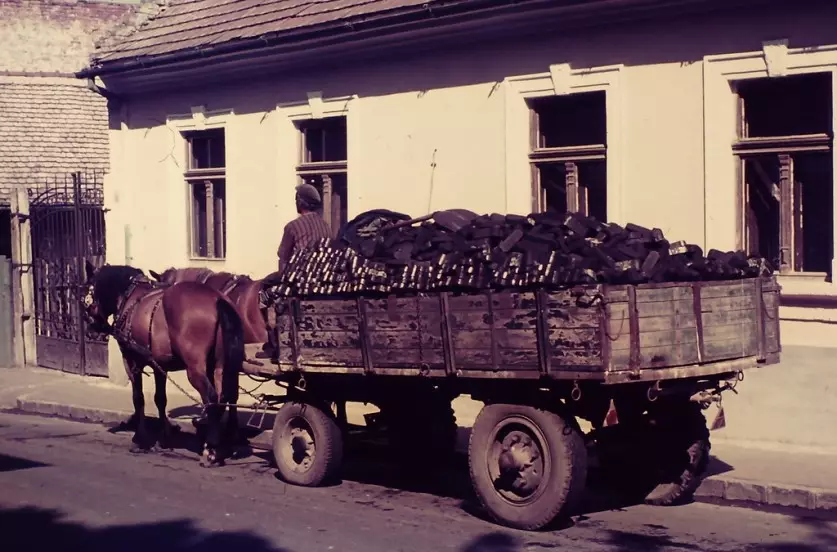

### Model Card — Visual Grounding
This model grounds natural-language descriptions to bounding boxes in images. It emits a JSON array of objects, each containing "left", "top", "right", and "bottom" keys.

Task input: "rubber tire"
[
  {"left": 645, "top": 403, "right": 711, "bottom": 506},
  {"left": 468, "top": 403, "right": 587, "bottom": 531},
  {"left": 272, "top": 401, "right": 344, "bottom": 487}
]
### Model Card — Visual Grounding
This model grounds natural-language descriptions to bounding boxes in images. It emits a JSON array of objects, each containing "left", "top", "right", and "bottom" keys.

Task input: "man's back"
[{"left": 277, "top": 211, "right": 332, "bottom": 266}]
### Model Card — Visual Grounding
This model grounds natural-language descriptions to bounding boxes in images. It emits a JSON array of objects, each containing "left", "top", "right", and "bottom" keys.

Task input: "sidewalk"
[{"left": 1, "top": 365, "right": 835, "bottom": 515}]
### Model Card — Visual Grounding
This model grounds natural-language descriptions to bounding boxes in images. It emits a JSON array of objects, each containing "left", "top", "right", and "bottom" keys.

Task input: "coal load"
[{"left": 268, "top": 210, "right": 773, "bottom": 299}]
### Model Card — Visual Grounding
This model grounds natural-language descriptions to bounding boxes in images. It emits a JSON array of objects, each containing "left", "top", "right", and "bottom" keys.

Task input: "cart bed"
[{"left": 255, "top": 276, "right": 780, "bottom": 383}]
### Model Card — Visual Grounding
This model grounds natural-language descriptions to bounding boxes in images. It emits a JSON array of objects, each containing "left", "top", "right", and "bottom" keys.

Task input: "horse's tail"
[{"left": 216, "top": 298, "right": 244, "bottom": 406}]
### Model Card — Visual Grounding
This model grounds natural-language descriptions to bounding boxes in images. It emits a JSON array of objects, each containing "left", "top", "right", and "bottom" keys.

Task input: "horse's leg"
[
  {"left": 184, "top": 363, "right": 224, "bottom": 467},
  {"left": 127, "top": 362, "right": 153, "bottom": 453},
  {"left": 151, "top": 367, "right": 180, "bottom": 450}
]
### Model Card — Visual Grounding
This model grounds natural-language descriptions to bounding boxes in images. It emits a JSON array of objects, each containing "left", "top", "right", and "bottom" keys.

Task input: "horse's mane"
[{"left": 94, "top": 265, "right": 146, "bottom": 316}]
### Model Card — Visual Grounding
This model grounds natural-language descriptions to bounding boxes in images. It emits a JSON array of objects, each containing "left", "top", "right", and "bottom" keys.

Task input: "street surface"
[{"left": 0, "top": 411, "right": 835, "bottom": 552}]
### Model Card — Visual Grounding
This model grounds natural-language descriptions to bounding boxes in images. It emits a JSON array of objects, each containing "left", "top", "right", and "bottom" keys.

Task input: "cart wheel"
[
  {"left": 272, "top": 401, "right": 344, "bottom": 486},
  {"left": 644, "top": 401, "right": 710, "bottom": 506},
  {"left": 468, "top": 403, "right": 587, "bottom": 531}
]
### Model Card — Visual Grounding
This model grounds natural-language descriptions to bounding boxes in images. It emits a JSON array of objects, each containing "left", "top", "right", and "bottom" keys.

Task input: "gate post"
[{"left": 10, "top": 188, "right": 36, "bottom": 366}]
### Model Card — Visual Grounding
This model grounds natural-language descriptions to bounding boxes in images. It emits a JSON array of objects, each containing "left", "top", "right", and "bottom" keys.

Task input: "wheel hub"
[
  {"left": 496, "top": 430, "right": 543, "bottom": 497},
  {"left": 287, "top": 425, "right": 315, "bottom": 472}
]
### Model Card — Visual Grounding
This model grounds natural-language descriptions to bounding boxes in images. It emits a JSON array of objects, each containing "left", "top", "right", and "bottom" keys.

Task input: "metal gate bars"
[{"left": 29, "top": 172, "right": 108, "bottom": 376}]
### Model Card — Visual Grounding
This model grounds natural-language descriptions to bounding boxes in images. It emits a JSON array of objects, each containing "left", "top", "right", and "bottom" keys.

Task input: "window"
[
  {"left": 529, "top": 91, "right": 607, "bottom": 221},
  {"left": 296, "top": 116, "right": 348, "bottom": 236},
  {"left": 184, "top": 128, "right": 226, "bottom": 258},
  {"left": 734, "top": 73, "right": 833, "bottom": 275}
]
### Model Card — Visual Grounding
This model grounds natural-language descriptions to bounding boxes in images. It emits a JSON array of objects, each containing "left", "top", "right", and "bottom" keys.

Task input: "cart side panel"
[
  {"left": 363, "top": 296, "right": 446, "bottom": 369},
  {"left": 543, "top": 290, "right": 605, "bottom": 373},
  {"left": 276, "top": 298, "right": 365, "bottom": 369},
  {"left": 762, "top": 277, "right": 781, "bottom": 356},
  {"left": 604, "top": 279, "right": 763, "bottom": 371},
  {"left": 447, "top": 292, "right": 540, "bottom": 371}
]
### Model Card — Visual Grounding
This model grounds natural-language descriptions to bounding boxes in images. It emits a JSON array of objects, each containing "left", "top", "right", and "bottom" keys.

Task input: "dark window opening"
[
  {"left": 529, "top": 91, "right": 607, "bottom": 149},
  {"left": 737, "top": 73, "right": 833, "bottom": 138},
  {"left": 297, "top": 116, "right": 349, "bottom": 235},
  {"left": 184, "top": 129, "right": 226, "bottom": 259},
  {"left": 529, "top": 91, "right": 608, "bottom": 219},
  {"left": 299, "top": 116, "right": 348, "bottom": 164},
  {"left": 736, "top": 74, "right": 834, "bottom": 276}
]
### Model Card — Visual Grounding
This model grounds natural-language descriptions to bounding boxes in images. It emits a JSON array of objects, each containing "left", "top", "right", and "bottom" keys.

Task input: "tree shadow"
[
  {"left": 460, "top": 532, "right": 523, "bottom": 552},
  {"left": 1, "top": 505, "right": 292, "bottom": 552},
  {"left": 757, "top": 517, "right": 837, "bottom": 552}
]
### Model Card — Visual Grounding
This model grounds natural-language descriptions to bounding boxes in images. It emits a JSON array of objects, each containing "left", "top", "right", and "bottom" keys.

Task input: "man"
[{"left": 256, "top": 183, "right": 331, "bottom": 360}]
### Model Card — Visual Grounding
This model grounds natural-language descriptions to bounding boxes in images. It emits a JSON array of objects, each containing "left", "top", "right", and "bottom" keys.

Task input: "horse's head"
[
  {"left": 149, "top": 267, "right": 176, "bottom": 284},
  {"left": 82, "top": 261, "right": 145, "bottom": 331}
]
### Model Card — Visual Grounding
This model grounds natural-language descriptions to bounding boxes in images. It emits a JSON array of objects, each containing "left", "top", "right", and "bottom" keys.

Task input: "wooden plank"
[
  {"left": 296, "top": 313, "right": 360, "bottom": 332},
  {"left": 635, "top": 285, "right": 694, "bottom": 303},
  {"left": 449, "top": 309, "right": 539, "bottom": 331},
  {"left": 611, "top": 327, "right": 700, "bottom": 351},
  {"left": 452, "top": 329, "right": 539, "bottom": 350},
  {"left": 703, "top": 335, "right": 759, "bottom": 361},
  {"left": 366, "top": 312, "right": 444, "bottom": 333},
  {"left": 297, "top": 330, "right": 361, "bottom": 349},
  {"left": 455, "top": 348, "right": 539, "bottom": 369},
  {"left": 608, "top": 300, "right": 698, "bottom": 319},
  {"left": 610, "top": 341, "right": 700, "bottom": 369},
  {"left": 298, "top": 347, "right": 364, "bottom": 366},
  {"left": 702, "top": 308, "right": 757, "bottom": 326},
  {"left": 702, "top": 295, "right": 756, "bottom": 311},
  {"left": 298, "top": 299, "right": 358, "bottom": 314},
  {"left": 550, "top": 347, "right": 603, "bottom": 368},
  {"left": 547, "top": 328, "right": 601, "bottom": 350},
  {"left": 700, "top": 281, "right": 756, "bottom": 299},
  {"left": 448, "top": 292, "right": 540, "bottom": 311},
  {"left": 545, "top": 308, "right": 601, "bottom": 329},
  {"left": 367, "top": 331, "right": 444, "bottom": 350},
  {"left": 368, "top": 348, "right": 445, "bottom": 367}
]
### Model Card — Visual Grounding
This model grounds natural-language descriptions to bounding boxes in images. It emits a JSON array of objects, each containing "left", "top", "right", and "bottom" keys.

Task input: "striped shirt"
[{"left": 277, "top": 212, "right": 332, "bottom": 269}]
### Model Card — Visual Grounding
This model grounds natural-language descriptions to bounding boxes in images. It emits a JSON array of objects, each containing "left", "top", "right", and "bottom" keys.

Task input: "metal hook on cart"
[
  {"left": 570, "top": 381, "right": 582, "bottom": 402},
  {"left": 296, "top": 374, "right": 307, "bottom": 391},
  {"left": 647, "top": 380, "right": 662, "bottom": 402}
]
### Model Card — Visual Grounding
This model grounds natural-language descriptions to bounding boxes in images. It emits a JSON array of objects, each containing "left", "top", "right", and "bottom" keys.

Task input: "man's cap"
[{"left": 296, "top": 183, "right": 322, "bottom": 205}]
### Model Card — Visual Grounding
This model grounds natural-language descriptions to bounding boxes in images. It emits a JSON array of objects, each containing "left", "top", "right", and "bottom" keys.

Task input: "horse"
[
  {"left": 82, "top": 262, "right": 244, "bottom": 467},
  {"left": 148, "top": 267, "right": 267, "bottom": 345}
]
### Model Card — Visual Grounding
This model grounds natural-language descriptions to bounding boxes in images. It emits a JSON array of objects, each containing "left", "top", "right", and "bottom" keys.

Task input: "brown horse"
[
  {"left": 82, "top": 262, "right": 243, "bottom": 467},
  {"left": 149, "top": 267, "right": 267, "bottom": 345}
]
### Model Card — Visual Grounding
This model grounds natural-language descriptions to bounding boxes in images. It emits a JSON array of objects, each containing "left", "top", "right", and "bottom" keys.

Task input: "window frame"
[
  {"left": 183, "top": 128, "right": 227, "bottom": 260},
  {"left": 527, "top": 91, "right": 608, "bottom": 217},
  {"left": 703, "top": 43, "right": 837, "bottom": 294},
  {"left": 295, "top": 115, "right": 348, "bottom": 235},
  {"left": 733, "top": 73, "right": 834, "bottom": 276},
  {"left": 503, "top": 64, "right": 623, "bottom": 221}
]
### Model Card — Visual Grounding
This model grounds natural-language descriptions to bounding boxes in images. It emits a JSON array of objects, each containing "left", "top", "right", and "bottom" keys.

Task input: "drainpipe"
[{"left": 86, "top": 77, "right": 123, "bottom": 103}]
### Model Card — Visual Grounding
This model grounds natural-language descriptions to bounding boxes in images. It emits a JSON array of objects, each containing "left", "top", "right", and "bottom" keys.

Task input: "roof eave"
[{"left": 77, "top": 0, "right": 742, "bottom": 80}]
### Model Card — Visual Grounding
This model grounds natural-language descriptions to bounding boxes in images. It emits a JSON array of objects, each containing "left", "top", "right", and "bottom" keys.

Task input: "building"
[{"left": 0, "top": 0, "right": 138, "bottom": 371}]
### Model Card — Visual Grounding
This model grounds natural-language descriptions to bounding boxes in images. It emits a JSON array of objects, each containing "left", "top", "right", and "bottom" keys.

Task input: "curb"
[
  {"left": 695, "top": 475, "right": 837, "bottom": 514},
  {"left": 15, "top": 398, "right": 194, "bottom": 431}
]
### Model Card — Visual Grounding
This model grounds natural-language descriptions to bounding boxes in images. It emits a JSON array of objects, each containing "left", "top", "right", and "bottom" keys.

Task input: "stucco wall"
[{"left": 104, "top": 4, "right": 837, "bottom": 345}]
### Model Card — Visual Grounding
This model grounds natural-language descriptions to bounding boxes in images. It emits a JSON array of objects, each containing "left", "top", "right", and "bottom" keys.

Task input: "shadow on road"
[
  {"left": 0, "top": 452, "right": 49, "bottom": 473},
  {"left": 0, "top": 505, "right": 291, "bottom": 552}
]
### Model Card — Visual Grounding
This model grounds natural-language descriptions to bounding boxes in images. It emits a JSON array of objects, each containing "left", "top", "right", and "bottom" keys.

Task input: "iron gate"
[{"left": 30, "top": 172, "right": 108, "bottom": 376}]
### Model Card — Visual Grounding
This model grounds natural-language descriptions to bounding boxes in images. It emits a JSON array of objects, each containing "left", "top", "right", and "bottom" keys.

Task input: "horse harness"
[{"left": 111, "top": 277, "right": 166, "bottom": 372}]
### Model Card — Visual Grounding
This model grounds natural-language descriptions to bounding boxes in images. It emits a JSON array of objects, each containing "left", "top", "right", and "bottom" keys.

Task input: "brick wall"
[{"left": 0, "top": 0, "right": 137, "bottom": 206}]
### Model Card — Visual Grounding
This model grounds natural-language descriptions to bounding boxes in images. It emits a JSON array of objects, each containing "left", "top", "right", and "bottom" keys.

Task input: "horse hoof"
[
  {"left": 200, "top": 449, "right": 224, "bottom": 468},
  {"left": 130, "top": 443, "right": 151, "bottom": 454}
]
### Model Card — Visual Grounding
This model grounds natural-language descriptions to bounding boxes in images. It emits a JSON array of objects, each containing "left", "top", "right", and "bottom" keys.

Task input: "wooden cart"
[{"left": 247, "top": 275, "right": 781, "bottom": 530}]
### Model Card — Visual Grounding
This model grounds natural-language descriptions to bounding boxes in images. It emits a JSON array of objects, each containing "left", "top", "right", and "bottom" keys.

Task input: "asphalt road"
[{"left": 0, "top": 412, "right": 835, "bottom": 552}]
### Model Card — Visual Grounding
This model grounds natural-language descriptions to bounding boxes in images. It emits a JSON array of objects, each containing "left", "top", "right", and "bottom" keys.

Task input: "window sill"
[
  {"left": 189, "top": 257, "right": 226, "bottom": 262},
  {"left": 777, "top": 274, "right": 837, "bottom": 308}
]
